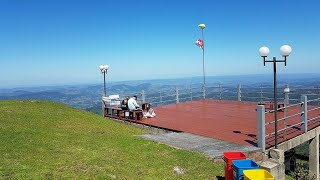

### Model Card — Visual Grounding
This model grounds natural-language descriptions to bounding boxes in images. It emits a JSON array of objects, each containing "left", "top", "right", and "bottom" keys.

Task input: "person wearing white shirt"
[{"left": 127, "top": 96, "right": 140, "bottom": 111}]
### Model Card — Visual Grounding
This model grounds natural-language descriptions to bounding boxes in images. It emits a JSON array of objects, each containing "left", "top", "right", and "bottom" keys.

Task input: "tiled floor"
[{"left": 128, "top": 100, "right": 320, "bottom": 148}]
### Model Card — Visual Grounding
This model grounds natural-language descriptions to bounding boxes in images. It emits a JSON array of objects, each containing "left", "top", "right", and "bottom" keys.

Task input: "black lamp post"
[
  {"left": 99, "top": 64, "right": 109, "bottom": 97},
  {"left": 259, "top": 45, "right": 292, "bottom": 149}
]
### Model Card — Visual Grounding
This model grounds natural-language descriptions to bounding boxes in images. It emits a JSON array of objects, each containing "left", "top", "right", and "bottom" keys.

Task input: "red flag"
[{"left": 195, "top": 39, "right": 204, "bottom": 49}]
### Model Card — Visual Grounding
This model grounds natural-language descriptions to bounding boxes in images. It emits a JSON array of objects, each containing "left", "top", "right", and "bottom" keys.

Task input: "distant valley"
[{"left": 1, "top": 74, "right": 320, "bottom": 115}]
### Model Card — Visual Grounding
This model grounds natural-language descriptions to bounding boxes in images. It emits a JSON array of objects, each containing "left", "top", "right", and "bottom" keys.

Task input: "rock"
[{"left": 173, "top": 166, "right": 185, "bottom": 175}]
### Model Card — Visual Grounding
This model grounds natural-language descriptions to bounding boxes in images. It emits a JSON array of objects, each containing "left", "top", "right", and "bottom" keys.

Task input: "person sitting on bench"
[
  {"left": 127, "top": 95, "right": 140, "bottom": 111},
  {"left": 121, "top": 97, "right": 129, "bottom": 110}
]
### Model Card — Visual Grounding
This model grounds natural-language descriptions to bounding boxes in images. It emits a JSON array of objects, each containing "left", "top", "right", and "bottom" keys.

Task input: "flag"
[{"left": 195, "top": 39, "right": 204, "bottom": 49}]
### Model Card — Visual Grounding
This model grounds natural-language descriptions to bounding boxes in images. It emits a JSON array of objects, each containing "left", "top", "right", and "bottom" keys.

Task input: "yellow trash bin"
[{"left": 243, "top": 169, "right": 274, "bottom": 180}]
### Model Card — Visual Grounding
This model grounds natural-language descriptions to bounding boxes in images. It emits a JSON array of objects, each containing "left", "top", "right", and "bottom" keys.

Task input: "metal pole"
[
  {"left": 190, "top": 85, "right": 193, "bottom": 101},
  {"left": 219, "top": 84, "right": 222, "bottom": 100},
  {"left": 103, "top": 71, "right": 106, "bottom": 97},
  {"left": 284, "top": 96, "right": 287, "bottom": 140},
  {"left": 141, "top": 90, "right": 145, "bottom": 103},
  {"left": 202, "top": 29, "right": 206, "bottom": 100},
  {"left": 284, "top": 84, "right": 290, "bottom": 105},
  {"left": 160, "top": 90, "right": 162, "bottom": 105},
  {"left": 237, "top": 84, "right": 241, "bottom": 101},
  {"left": 273, "top": 57, "right": 278, "bottom": 149},
  {"left": 318, "top": 86, "right": 320, "bottom": 106},
  {"left": 102, "top": 97, "right": 104, "bottom": 117},
  {"left": 301, "top": 95, "right": 308, "bottom": 133},
  {"left": 260, "top": 84, "right": 263, "bottom": 102},
  {"left": 176, "top": 87, "right": 179, "bottom": 104}
]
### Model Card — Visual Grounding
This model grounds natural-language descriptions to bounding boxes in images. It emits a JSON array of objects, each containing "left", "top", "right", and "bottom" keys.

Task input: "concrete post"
[
  {"left": 141, "top": 90, "right": 146, "bottom": 103},
  {"left": 309, "top": 134, "right": 319, "bottom": 180},
  {"left": 237, "top": 84, "right": 241, "bottom": 101},
  {"left": 301, "top": 95, "right": 308, "bottom": 133},
  {"left": 176, "top": 87, "right": 179, "bottom": 104},
  {"left": 260, "top": 149, "right": 285, "bottom": 180},
  {"left": 257, "top": 105, "right": 266, "bottom": 151}
]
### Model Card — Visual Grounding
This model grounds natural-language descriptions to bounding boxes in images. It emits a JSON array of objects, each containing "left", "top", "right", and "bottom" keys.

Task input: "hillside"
[{"left": 0, "top": 100, "right": 223, "bottom": 179}]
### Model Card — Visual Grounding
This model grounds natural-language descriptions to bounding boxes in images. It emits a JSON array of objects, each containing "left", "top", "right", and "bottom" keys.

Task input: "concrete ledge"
[
  {"left": 140, "top": 132, "right": 261, "bottom": 160},
  {"left": 276, "top": 126, "right": 320, "bottom": 152},
  {"left": 110, "top": 117, "right": 176, "bottom": 134},
  {"left": 260, "top": 161, "right": 285, "bottom": 180}
]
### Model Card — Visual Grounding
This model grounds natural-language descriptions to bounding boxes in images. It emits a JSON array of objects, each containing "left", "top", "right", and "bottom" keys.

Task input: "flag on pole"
[{"left": 195, "top": 39, "right": 204, "bottom": 49}]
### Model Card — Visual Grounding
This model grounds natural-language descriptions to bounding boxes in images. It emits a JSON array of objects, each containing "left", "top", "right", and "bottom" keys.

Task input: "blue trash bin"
[{"left": 232, "top": 160, "right": 259, "bottom": 180}]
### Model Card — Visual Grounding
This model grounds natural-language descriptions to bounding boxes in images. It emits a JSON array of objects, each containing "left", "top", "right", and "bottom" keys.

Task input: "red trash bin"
[{"left": 223, "top": 152, "right": 246, "bottom": 180}]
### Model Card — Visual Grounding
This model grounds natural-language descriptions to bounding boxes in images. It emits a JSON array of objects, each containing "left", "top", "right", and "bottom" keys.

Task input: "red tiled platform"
[{"left": 132, "top": 100, "right": 320, "bottom": 149}]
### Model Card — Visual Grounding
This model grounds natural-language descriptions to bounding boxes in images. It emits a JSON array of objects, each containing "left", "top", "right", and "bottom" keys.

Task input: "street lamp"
[
  {"left": 259, "top": 45, "right": 292, "bottom": 149},
  {"left": 99, "top": 64, "right": 109, "bottom": 97},
  {"left": 198, "top": 23, "right": 206, "bottom": 99}
]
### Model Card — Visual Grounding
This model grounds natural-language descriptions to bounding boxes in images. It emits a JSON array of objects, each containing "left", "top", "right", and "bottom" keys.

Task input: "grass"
[{"left": 0, "top": 100, "right": 224, "bottom": 179}]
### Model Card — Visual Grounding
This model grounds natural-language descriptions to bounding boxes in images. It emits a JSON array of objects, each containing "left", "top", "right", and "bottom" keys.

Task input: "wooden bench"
[
  {"left": 104, "top": 107, "right": 113, "bottom": 117},
  {"left": 104, "top": 102, "right": 151, "bottom": 120},
  {"left": 258, "top": 101, "right": 284, "bottom": 111},
  {"left": 110, "top": 107, "right": 143, "bottom": 120},
  {"left": 121, "top": 110, "right": 141, "bottom": 120},
  {"left": 111, "top": 107, "right": 124, "bottom": 119}
]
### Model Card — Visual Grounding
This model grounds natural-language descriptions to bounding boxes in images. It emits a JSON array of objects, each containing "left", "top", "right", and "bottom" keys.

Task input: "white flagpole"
[{"left": 198, "top": 24, "right": 206, "bottom": 99}]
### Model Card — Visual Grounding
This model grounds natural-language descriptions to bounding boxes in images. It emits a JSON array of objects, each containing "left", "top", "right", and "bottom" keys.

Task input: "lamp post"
[
  {"left": 198, "top": 23, "right": 206, "bottom": 99},
  {"left": 259, "top": 45, "right": 292, "bottom": 148},
  {"left": 99, "top": 64, "right": 109, "bottom": 97}
]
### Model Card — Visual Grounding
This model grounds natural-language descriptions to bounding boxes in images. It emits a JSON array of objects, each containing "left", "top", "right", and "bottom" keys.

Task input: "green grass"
[{"left": 0, "top": 100, "right": 223, "bottom": 179}]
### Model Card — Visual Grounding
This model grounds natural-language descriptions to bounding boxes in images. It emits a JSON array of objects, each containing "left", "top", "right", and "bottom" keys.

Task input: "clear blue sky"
[{"left": 0, "top": 0, "right": 319, "bottom": 88}]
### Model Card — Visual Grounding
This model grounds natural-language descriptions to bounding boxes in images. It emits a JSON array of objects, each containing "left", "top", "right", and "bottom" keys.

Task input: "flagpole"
[
  {"left": 202, "top": 28, "right": 205, "bottom": 99},
  {"left": 198, "top": 24, "right": 206, "bottom": 99}
]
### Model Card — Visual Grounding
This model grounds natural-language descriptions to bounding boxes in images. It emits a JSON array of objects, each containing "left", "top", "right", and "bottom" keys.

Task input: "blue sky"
[{"left": 0, "top": 0, "right": 319, "bottom": 87}]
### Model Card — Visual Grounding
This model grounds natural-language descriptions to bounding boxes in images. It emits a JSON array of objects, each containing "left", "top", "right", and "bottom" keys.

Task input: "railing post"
[
  {"left": 219, "top": 84, "right": 222, "bottom": 100},
  {"left": 257, "top": 105, "right": 266, "bottom": 151},
  {"left": 237, "top": 84, "right": 241, "bottom": 101},
  {"left": 283, "top": 97, "right": 287, "bottom": 140},
  {"left": 101, "top": 96, "right": 105, "bottom": 117},
  {"left": 301, "top": 95, "right": 308, "bottom": 133},
  {"left": 160, "top": 90, "right": 162, "bottom": 105},
  {"left": 141, "top": 90, "right": 145, "bottom": 103},
  {"left": 318, "top": 86, "right": 320, "bottom": 106},
  {"left": 284, "top": 84, "right": 290, "bottom": 105},
  {"left": 190, "top": 86, "right": 193, "bottom": 101},
  {"left": 202, "top": 84, "right": 206, "bottom": 99},
  {"left": 176, "top": 87, "right": 179, "bottom": 104},
  {"left": 260, "top": 84, "right": 263, "bottom": 102}
]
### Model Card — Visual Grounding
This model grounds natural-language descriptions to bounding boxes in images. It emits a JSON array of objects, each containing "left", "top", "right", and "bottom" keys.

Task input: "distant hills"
[{"left": 0, "top": 73, "right": 320, "bottom": 114}]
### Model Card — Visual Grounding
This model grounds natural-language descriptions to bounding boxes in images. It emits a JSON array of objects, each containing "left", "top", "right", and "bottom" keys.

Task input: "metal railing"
[
  {"left": 103, "top": 83, "right": 320, "bottom": 108},
  {"left": 257, "top": 95, "right": 320, "bottom": 150}
]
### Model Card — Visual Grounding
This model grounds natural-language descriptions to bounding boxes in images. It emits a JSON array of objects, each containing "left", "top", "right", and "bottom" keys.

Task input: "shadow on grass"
[{"left": 216, "top": 176, "right": 225, "bottom": 180}]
